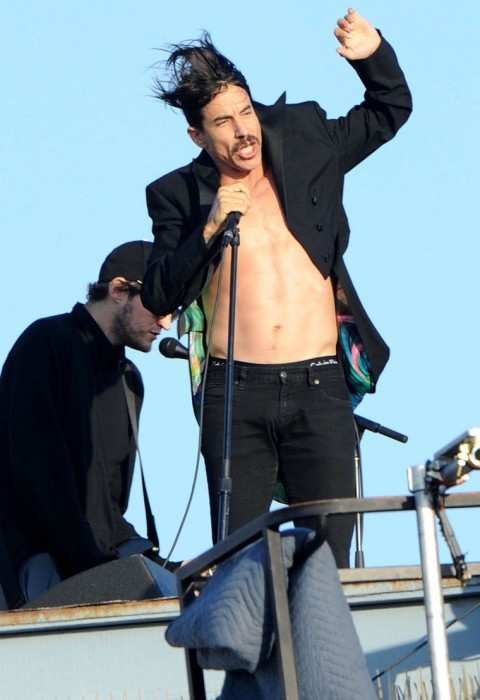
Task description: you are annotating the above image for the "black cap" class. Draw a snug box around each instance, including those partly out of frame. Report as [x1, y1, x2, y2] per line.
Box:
[98, 240, 153, 284]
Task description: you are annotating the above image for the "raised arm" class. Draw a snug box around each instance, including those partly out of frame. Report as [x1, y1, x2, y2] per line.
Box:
[326, 8, 412, 172]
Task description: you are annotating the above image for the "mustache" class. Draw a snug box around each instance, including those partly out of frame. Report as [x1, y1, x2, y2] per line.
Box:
[233, 135, 259, 153]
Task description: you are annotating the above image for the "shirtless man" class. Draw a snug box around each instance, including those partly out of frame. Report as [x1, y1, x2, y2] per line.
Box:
[142, 9, 412, 566]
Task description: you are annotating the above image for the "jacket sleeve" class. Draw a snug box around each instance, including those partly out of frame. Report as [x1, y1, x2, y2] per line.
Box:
[141, 182, 222, 316]
[320, 35, 412, 173]
[6, 328, 114, 577]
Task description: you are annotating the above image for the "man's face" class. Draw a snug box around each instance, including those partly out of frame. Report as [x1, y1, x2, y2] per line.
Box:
[188, 84, 262, 177]
[114, 293, 172, 352]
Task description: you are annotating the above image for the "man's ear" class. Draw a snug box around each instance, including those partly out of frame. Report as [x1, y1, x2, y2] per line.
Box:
[109, 277, 128, 303]
[188, 126, 205, 149]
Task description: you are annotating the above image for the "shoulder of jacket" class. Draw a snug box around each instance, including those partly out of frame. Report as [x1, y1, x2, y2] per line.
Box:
[4, 313, 74, 373]
[285, 100, 326, 118]
[18, 312, 73, 346]
[147, 162, 194, 193]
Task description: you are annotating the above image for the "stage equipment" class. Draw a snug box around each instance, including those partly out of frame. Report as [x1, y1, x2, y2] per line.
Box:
[353, 415, 407, 567]
[217, 211, 242, 542]
[432, 427, 480, 487]
[408, 426, 480, 700]
[21, 555, 170, 609]
[354, 415, 408, 443]
[159, 337, 189, 360]
[159, 211, 241, 542]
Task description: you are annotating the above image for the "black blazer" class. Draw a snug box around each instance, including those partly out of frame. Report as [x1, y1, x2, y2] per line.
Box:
[142, 36, 412, 386]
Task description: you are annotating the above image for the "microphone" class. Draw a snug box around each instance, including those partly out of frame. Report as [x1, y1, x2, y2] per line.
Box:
[224, 211, 242, 233]
[354, 414, 408, 444]
[159, 337, 189, 360]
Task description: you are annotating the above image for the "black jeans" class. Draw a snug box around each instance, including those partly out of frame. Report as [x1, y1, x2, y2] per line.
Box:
[201, 356, 356, 568]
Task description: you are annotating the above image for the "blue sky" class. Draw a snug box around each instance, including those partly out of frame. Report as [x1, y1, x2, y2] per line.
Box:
[2, 1, 479, 568]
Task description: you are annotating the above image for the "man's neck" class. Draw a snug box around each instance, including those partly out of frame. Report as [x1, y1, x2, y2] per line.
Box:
[219, 161, 265, 190]
[85, 302, 118, 346]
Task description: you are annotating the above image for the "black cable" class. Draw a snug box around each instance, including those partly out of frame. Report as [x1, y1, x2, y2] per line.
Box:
[162, 249, 227, 566]
[371, 598, 480, 682]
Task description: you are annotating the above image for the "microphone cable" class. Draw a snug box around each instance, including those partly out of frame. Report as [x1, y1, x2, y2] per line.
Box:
[162, 246, 227, 567]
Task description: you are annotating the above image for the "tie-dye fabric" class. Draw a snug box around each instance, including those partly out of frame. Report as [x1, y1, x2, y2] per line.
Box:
[179, 301, 205, 415]
[337, 314, 373, 409]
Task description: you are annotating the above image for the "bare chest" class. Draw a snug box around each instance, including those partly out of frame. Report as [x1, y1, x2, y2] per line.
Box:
[233, 183, 319, 283]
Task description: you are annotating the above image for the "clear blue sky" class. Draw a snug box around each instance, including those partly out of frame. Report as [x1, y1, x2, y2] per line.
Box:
[2, 1, 479, 567]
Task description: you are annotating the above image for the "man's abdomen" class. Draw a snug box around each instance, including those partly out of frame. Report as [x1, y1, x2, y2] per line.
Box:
[203, 233, 338, 363]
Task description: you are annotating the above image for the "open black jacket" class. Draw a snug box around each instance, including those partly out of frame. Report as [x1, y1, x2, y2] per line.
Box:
[0, 304, 142, 583]
[142, 37, 412, 387]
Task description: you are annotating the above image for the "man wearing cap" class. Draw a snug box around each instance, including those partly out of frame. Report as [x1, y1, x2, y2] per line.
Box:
[0, 241, 173, 606]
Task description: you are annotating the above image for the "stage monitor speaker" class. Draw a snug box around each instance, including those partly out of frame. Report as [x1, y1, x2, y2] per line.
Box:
[22, 554, 166, 609]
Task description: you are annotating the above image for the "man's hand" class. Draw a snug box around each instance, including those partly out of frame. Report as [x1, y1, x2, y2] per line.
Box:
[203, 184, 251, 242]
[334, 8, 381, 61]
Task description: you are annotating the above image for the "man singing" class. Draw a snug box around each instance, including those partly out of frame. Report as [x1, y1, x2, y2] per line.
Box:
[142, 9, 412, 567]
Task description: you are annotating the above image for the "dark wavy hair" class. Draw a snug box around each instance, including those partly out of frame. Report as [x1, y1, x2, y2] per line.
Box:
[153, 32, 251, 128]
[86, 280, 141, 303]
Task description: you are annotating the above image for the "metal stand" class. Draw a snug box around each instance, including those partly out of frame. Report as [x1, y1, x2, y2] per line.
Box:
[217, 219, 241, 543]
[353, 415, 408, 568]
[353, 422, 365, 568]
[408, 464, 452, 699]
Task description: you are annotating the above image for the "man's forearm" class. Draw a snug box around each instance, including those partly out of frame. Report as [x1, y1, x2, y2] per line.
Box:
[331, 34, 412, 173]
[141, 225, 222, 316]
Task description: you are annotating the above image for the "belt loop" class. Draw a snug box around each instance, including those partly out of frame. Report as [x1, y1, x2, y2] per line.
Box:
[239, 366, 248, 384]
[308, 367, 321, 386]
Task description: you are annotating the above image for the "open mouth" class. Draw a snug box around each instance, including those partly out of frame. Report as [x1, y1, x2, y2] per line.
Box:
[235, 139, 257, 160]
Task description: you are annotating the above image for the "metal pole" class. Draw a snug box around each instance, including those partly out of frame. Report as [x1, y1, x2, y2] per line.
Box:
[408, 464, 452, 699]
[354, 446, 365, 567]
[264, 528, 299, 700]
[353, 422, 365, 567]
[217, 223, 240, 542]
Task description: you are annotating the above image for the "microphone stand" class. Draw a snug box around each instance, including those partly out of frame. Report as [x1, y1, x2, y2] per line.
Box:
[353, 415, 408, 567]
[217, 216, 241, 542]
[353, 421, 365, 568]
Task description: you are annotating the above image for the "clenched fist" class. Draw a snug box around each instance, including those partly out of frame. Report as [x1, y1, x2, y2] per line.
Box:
[203, 183, 251, 242]
[334, 8, 381, 61]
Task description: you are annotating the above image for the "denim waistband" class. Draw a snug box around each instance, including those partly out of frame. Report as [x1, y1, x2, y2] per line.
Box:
[207, 355, 341, 385]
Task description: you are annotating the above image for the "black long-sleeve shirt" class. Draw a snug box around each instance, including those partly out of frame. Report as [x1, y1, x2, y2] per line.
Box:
[0, 304, 141, 578]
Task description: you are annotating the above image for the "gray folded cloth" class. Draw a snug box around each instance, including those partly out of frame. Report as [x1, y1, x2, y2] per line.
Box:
[166, 528, 375, 700]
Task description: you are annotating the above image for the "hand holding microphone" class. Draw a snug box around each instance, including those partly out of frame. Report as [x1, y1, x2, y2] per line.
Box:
[203, 183, 250, 243]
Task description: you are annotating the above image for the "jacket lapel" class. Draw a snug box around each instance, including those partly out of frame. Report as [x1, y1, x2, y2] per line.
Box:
[191, 150, 219, 209]
[254, 93, 287, 216]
